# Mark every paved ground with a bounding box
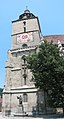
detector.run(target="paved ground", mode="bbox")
[0,112,64,119]
[0,114,42,119]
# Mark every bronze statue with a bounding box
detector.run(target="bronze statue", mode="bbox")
[17,95,22,106]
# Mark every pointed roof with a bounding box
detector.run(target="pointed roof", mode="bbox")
[19,9,36,20]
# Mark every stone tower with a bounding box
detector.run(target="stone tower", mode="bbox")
[2,9,43,116]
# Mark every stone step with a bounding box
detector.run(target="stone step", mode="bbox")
[14,112,28,117]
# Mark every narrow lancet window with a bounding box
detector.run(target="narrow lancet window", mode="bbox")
[23,21,26,32]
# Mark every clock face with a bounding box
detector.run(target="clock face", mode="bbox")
[17,32,33,44]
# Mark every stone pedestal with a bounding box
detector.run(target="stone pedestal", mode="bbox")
[14,105,27,117]
[17,106,23,113]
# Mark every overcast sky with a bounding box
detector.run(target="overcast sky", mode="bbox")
[0,0,64,88]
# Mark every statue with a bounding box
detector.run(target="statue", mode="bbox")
[17,95,24,112]
[17,95,22,106]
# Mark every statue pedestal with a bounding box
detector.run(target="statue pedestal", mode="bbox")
[17,106,23,113]
[14,105,28,117]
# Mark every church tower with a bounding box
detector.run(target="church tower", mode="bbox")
[2,9,42,115]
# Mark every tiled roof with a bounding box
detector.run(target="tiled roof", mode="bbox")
[43,35,64,44]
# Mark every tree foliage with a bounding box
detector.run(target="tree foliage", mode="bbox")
[0,88,3,98]
[27,40,64,112]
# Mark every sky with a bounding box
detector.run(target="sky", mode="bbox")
[0,0,64,88]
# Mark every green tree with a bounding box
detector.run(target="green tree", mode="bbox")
[27,40,64,114]
[0,88,3,98]
[48,57,64,113]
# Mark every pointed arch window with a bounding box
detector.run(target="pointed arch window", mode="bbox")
[23,93,28,102]
[22,44,28,49]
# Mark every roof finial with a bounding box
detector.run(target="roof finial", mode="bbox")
[24,6,30,13]
[26,6,28,10]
